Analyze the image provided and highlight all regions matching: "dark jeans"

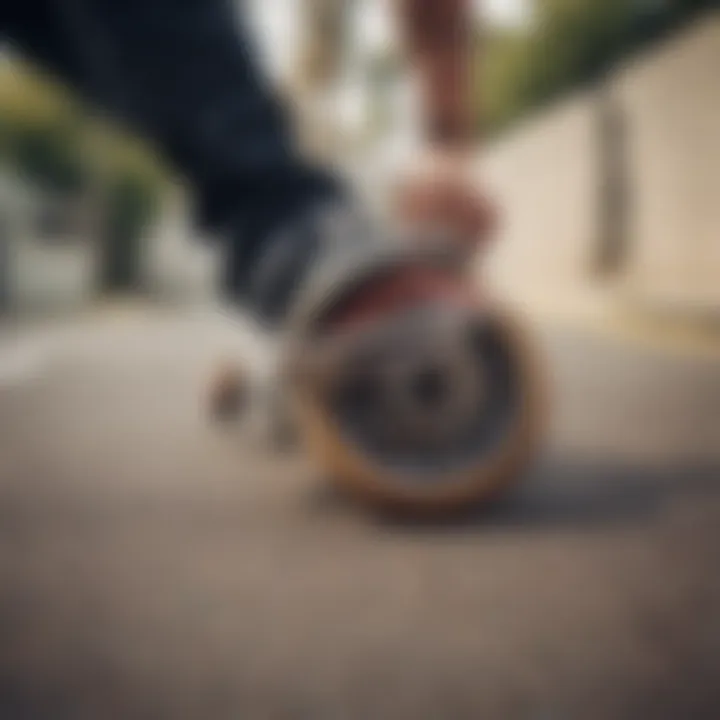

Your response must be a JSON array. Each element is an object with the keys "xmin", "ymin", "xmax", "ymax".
[{"xmin": 1, "ymin": 0, "xmax": 344, "ymax": 310}]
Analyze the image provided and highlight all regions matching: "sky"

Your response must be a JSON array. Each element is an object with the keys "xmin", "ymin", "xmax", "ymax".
[{"xmin": 483, "ymin": 0, "xmax": 533, "ymax": 28}]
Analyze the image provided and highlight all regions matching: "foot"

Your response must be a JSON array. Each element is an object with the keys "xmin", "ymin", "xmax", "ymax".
[
  {"xmin": 229, "ymin": 198, "xmax": 481, "ymax": 337},
  {"xmin": 214, "ymin": 198, "xmax": 483, "ymax": 446}
]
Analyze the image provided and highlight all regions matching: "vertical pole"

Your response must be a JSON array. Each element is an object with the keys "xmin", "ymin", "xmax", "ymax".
[
  {"xmin": 0, "ymin": 212, "xmax": 8, "ymax": 314},
  {"xmin": 594, "ymin": 80, "xmax": 629, "ymax": 277}
]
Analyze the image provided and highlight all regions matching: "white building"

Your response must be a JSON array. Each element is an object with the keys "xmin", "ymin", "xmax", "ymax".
[{"xmin": 0, "ymin": 171, "xmax": 97, "ymax": 314}]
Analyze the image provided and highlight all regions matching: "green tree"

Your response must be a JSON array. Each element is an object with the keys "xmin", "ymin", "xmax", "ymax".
[
  {"xmin": 10, "ymin": 119, "xmax": 88, "ymax": 195},
  {"xmin": 99, "ymin": 169, "xmax": 162, "ymax": 293},
  {"xmin": 0, "ymin": 57, "xmax": 167, "ymax": 296},
  {"xmin": 482, "ymin": 0, "xmax": 717, "ymax": 134}
]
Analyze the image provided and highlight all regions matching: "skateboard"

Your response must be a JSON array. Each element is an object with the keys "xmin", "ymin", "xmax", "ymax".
[
  {"xmin": 207, "ymin": 242, "xmax": 546, "ymax": 517},
  {"xmin": 207, "ymin": 4, "xmax": 545, "ymax": 516}
]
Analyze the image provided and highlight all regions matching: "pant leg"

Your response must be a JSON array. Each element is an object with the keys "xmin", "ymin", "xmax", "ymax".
[
  {"xmin": 2, "ymin": 0, "xmax": 345, "ymax": 303},
  {"xmin": 2, "ymin": 1, "xmax": 93, "ymax": 96}
]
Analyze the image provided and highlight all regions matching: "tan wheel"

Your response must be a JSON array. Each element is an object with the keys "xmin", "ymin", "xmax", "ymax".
[
  {"xmin": 289, "ymin": 303, "xmax": 546, "ymax": 516},
  {"xmin": 207, "ymin": 360, "xmax": 249, "ymax": 422}
]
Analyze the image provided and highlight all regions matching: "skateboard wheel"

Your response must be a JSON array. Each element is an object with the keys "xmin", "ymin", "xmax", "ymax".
[
  {"xmin": 265, "ymin": 383, "xmax": 300, "ymax": 450},
  {"xmin": 208, "ymin": 361, "xmax": 249, "ymax": 422},
  {"xmin": 289, "ymin": 303, "xmax": 545, "ymax": 516}
]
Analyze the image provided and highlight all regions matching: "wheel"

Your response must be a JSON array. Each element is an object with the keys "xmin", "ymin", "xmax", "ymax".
[
  {"xmin": 288, "ymin": 301, "xmax": 546, "ymax": 516},
  {"xmin": 207, "ymin": 360, "xmax": 249, "ymax": 422},
  {"xmin": 265, "ymin": 381, "xmax": 301, "ymax": 450}
]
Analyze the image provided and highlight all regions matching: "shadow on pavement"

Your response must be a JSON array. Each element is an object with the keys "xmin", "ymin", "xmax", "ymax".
[{"xmin": 307, "ymin": 455, "xmax": 720, "ymax": 533}]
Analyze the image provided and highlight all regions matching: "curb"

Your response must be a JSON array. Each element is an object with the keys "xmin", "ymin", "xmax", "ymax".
[{"xmin": 516, "ymin": 290, "xmax": 720, "ymax": 360}]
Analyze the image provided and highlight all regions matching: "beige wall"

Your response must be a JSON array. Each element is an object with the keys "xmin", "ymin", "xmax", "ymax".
[
  {"xmin": 616, "ymin": 15, "xmax": 720, "ymax": 311},
  {"xmin": 480, "ymin": 14, "xmax": 720, "ymax": 315},
  {"xmin": 482, "ymin": 93, "xmax": 601, "ymax": 311}
]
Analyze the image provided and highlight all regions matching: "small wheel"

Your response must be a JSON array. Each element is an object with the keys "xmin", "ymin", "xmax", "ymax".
[
  {"xmin": 289, "ymin": 303, "xmax": 546, "ymax": 516},
  {"xmin": 266, "ymin": 383, "xmax": 300, "ymax": 450},
  {"xmin": 208, "ymin": 361, "xmax": 249, "ymax": 422}
]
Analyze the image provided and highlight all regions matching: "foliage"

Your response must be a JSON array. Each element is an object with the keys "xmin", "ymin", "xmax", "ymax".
[
  {"xmin": 10, "ymin": 120, "xmax": 88, "ymax": 194},
  {"xmin": 0, "ymin": 57, "xmax": 166, "ymax": 290},
  {"xmin": 481, "ymin": 0, "xmax": 717, "ymax": 134},
  {"xmin": 100, "ymin": 168, "xmax": 161, "ymax": 292},
  {"xmin": 0, "ymin": 61, "xmax": 88, "ymax": 193}
]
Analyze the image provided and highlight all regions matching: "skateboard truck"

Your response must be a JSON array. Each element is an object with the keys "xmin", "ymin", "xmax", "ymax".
[
  {"xmin": 207, "ymin": 220, "xmax": 545, "ymax": 515},
  {"xmin": 277, "ymin": 237, "xmax": 545, "ymax": 514},
  {"xmin": 207, "ymin": 0, "xmax": 547, "ymax": 515}
]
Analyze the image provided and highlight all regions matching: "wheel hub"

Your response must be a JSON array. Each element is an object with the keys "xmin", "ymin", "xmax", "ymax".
[{"xmin": 324, "ymin": 304, "xmax": 516, "ymax": 475}]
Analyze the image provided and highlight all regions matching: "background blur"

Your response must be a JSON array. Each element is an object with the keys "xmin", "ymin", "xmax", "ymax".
[
  {"xmin": 0, "ymin": 0, "xmax": 717, "ymax": 320},
  {"xmin": 0, "ymin": 2, "xmax": 719, "ymax": 719}
]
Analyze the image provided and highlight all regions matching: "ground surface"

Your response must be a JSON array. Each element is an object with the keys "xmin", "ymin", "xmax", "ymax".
[{"xmin": 0, "ymin": 308, "xmax": 719, "ymax": 720}]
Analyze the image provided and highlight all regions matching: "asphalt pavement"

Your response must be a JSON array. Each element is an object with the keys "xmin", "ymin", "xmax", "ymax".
[{"xmin": 0, "ymin": 307, "xmax": 718, "ymax": 720}]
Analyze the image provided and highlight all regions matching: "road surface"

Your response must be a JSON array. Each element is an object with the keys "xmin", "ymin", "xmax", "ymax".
[{"xmin": 0, "ymin": 308, "xmax": 719, "ymax": 720}]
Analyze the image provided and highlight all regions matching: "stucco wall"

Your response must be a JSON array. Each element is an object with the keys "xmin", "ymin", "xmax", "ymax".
[
  {"xmin": 482, "ymin": 93, "xmax": 601, "ymax": 311},
  {"xmin": 480, "ymin": 14, "xmax": 719, "ymax": 315},
  {"xmin": 616, "ymin": 15, "xmax": 720, "ymax": 311}
]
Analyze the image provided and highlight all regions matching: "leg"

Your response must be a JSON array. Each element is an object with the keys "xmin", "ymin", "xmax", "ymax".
[{"xmin": 3, "ymin": 0, "xmax": 346, "ymax": 324}]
